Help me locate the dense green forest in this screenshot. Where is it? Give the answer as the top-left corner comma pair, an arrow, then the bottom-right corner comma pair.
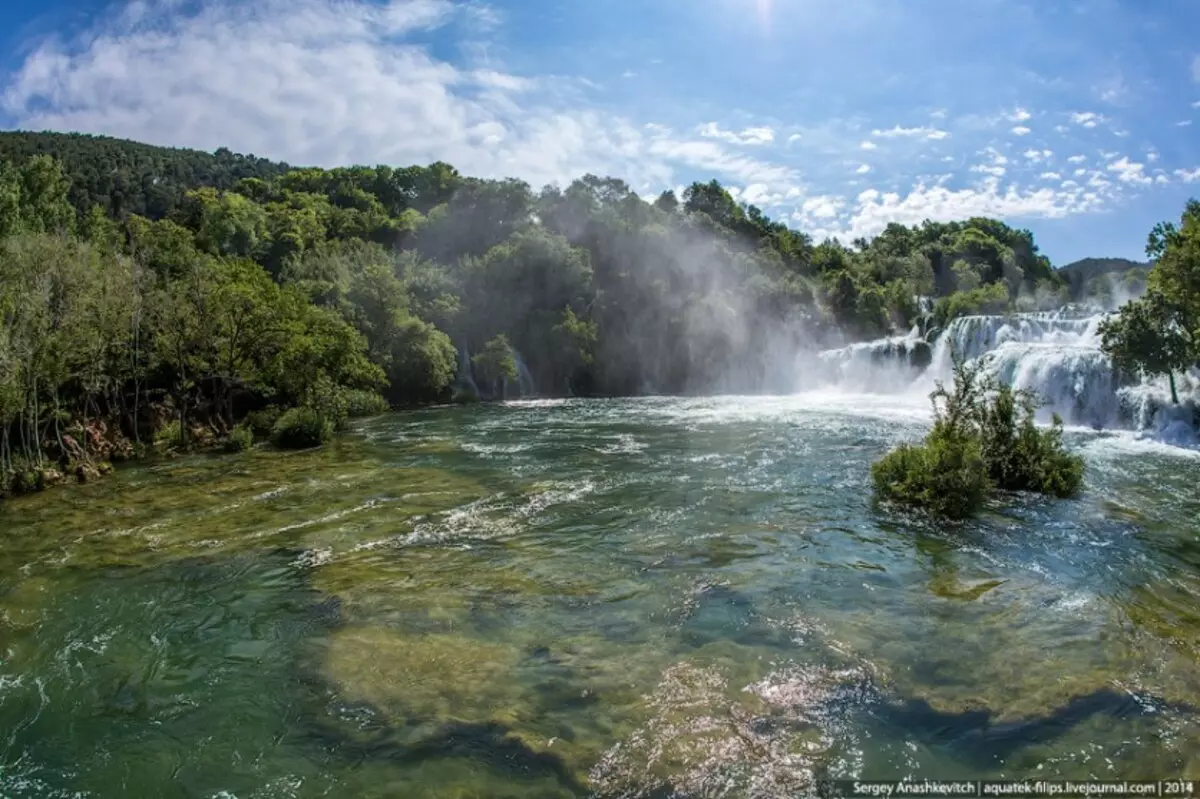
0,131 -> 1082,494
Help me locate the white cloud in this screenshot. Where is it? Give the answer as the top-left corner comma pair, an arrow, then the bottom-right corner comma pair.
0,0 -> 813,197
1071,111 -> 1103,128
1023,148 -> 1053,163
1011,126 -> 1032,136
1107,156 -> 1151,185
787,133 -> 803,145
1009,108 -> 1032,122
1147,151 -> 1159,162
1193,100 -> 1200,108
1040,172 -> 1061,180
1178,120 -> 1194,127
870,125 -> 948,140
971,165 -> 1006,177
816,179 -> 1107,243
698,122 -> 776,146
855,163 -> 871,174
930,109 -> 947,120
1177,167 -> 1200,183
798,195 -> 845,220
860,140 -> 878,150
1067,154 -> 1087,164
1074,168 -> 1087,177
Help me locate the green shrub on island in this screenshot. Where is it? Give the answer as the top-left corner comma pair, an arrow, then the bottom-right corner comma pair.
244,406 -> 284,439
221,425 -> 255,453
270,407 -> 333,449
871,421 -> 991,519
978,384 -> 1084,497
872,357 -> 1084,517
342,390 -> 390,419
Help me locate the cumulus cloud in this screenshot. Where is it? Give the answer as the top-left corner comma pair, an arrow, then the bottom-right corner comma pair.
698,122 -> 776,146
808,178 -> 1107,243
1,0 -> 807,197
1011,126 -> 1031,136
0,0 -> 1181,249
1178,120 -> 1194,127
870,125 -> 948,140
1040,172 -> 1061,180
1177,167 -> 1200,183
1066,154 -> 1087,164
1107,156 -> 1151,185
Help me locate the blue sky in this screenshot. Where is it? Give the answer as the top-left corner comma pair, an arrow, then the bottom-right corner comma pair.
1,0 -> 1198,264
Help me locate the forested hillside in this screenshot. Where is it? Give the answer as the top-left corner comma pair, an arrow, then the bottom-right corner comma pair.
1,130 -> 1072,493
0,131 -> 292,221
1057,256 -> 1151,303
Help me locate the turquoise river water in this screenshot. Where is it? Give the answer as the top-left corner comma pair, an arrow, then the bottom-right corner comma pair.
1,395 -> 1198,797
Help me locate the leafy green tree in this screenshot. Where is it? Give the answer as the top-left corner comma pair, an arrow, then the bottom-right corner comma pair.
1099,199 -> 1200,404
1099,291 -> 1192,404
472,335 -> 518,400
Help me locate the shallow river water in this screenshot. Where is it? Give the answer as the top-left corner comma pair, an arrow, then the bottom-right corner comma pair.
1,396 -> 1199,798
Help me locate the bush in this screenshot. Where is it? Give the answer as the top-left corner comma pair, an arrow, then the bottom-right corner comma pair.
244,406 -> 283,439
343,390 -> 389,418
979,385 -> 1085,497
872,356 -> 1085,517
154,421 -> 188,453
270,407 -> 333,449
222,425 -> 255,453
872,421 -> 990,518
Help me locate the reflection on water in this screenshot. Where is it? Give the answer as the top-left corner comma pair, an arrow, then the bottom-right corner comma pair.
1,396 -> 1198,797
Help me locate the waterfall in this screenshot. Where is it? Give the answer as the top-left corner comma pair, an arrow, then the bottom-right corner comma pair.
456,345 -> 480,397
512,349 -> 538,398
813,306 -> 1198,442
815,326 -> 931,394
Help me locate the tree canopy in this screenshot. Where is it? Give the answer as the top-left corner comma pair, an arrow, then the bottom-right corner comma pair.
0,131 -> 1088,494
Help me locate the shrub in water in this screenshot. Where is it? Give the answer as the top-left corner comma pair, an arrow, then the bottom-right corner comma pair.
872,420 -> 990,519
244,406 -> 283,439
222,425 -> 255,453
872,355 -> 1084,517
979,385 -> 1085,497
271,407 -> 333,449
343,390 -> 389,419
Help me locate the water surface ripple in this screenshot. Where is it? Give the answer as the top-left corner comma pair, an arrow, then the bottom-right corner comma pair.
1,396 -> 1198,797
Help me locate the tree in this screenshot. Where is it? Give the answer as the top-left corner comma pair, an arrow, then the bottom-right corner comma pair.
472,335 -> 518,400
1099,199 -> 1200,404
1099,291 -> 1192,404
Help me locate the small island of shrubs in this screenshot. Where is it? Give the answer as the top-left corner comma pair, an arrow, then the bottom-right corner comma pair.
872,357 -> 1085,518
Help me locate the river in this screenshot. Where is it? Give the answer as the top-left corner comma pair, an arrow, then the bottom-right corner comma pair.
1,394 -> 1198,797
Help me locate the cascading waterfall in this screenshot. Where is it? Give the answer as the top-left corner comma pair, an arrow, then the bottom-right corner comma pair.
812,305 -> 1198,443
815,327 -> 932,394
512,350 -> 538,398
456,345 -> 481,397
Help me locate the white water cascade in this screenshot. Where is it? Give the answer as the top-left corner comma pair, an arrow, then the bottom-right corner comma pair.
812,306 -> 1199,444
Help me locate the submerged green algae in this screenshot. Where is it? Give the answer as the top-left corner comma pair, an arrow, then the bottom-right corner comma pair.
2,398 -> 1200,797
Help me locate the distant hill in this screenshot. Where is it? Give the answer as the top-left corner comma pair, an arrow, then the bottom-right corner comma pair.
1056,257 -> 1152,301
0,130 -> 293,221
